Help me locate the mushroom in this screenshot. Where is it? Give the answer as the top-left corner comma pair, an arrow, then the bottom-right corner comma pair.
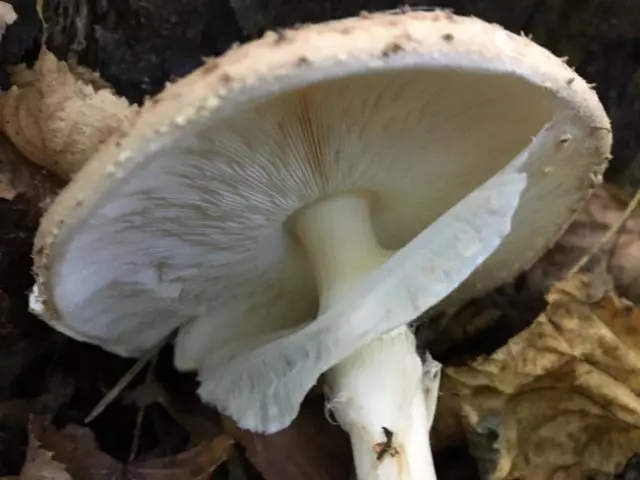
25,11 -> 610,480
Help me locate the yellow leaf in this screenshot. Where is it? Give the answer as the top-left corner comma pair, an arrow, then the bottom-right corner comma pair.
447,274 -> 640,479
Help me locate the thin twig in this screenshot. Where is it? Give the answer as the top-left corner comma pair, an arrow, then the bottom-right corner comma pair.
84,335 -> 171,423
128,353 -> 159,462
567,187 -> 640,277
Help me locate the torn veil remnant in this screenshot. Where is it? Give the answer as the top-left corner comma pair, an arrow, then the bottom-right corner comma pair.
25,11 -> 610,480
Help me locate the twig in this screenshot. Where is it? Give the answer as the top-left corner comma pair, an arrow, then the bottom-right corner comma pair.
84,335 -> 171,423
128,353 -> 158,462
567,187 -> 640,277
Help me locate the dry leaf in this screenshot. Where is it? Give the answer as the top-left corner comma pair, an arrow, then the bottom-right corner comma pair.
0,2 -> 17,41
20,417 -> 71,480
22,416 -> 233,480
447,273 -> 640,479
528,185 -> 640,303
0,49 -> 136,179
222,396 -> 353,480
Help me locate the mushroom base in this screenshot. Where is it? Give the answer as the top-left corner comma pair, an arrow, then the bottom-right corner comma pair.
325,326 -> 440,480
293,192 -> 440,480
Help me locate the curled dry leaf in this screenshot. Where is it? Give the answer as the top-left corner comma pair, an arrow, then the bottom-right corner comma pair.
0,49 -> 137,179
446,273 -> 640,480
0,2 -> 17,41
21,415 -> 233,480
527,185 -> 640,303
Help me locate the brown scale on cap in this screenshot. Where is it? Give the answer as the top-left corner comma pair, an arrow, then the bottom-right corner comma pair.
218,72 -> 233,85
381,42 -> 404,57
273,29 -> 290,44
198,58 -> 220,76
559,134 -> 573,145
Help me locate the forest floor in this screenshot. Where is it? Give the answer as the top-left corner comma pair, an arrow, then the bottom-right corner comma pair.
2,1 -> 640,479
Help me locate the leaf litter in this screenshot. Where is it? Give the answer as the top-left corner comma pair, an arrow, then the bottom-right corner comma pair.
446,272 -> 640,479
434,183 -> 640,479
19,415 -> 234,480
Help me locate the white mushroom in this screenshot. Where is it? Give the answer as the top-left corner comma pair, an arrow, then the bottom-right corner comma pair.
28,11 -> 611,480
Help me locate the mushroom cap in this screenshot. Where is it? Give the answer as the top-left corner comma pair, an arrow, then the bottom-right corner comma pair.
30,12 -> 611,431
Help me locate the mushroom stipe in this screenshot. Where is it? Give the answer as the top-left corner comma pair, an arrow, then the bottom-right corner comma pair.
6,10 -> 611,480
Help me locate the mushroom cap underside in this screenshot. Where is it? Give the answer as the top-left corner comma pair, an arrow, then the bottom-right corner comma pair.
29,11 -> 611,431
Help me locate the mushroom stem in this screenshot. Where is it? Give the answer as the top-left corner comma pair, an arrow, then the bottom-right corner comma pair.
293,192 -> 440,480
293,192 -> 392,311
327,327 -> 440,480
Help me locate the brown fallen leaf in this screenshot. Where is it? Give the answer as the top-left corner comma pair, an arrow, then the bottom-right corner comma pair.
222,395 -> 353,480
0,2 -> 17,41
446,273 -> 640,480
21,415 -> 233,480
20,448 -> 70,480
527,184 -> 640,303
20,416 -> 71,480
